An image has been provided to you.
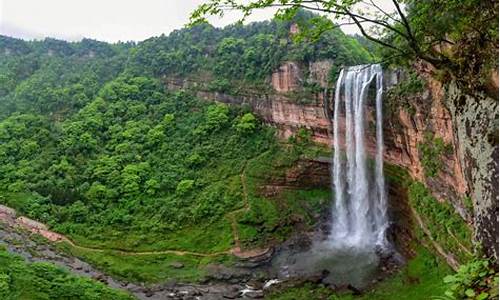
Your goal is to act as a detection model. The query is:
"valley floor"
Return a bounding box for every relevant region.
[0,202,454,300]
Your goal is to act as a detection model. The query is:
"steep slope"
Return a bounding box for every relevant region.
[0,7,497,300]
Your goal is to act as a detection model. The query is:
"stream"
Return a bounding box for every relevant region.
[0,63,404,299]
[0,221,270,300]
[0,217,403,300]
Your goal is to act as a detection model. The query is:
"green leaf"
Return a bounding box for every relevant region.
[465,289,475,297]
[476,292,489,300]
[444,290,454,297]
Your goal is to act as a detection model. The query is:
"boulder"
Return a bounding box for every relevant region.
[169,261,184,269]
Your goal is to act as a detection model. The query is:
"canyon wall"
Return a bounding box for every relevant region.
[384,65,498,260]
[383,70,471,218]
[445,80,499,260]
[164,60,334,146]
[164,60,498,260]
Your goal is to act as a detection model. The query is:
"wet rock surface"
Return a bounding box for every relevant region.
[0,217,406,299]
[445,80,499,260]
[0,221,273,299]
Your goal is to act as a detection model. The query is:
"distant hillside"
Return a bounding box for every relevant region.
[0,10,370,120]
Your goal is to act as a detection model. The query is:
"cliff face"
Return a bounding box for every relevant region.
[445,80,499,259]
[164,60,498,260]
[271,61,302,92]
[383,71,470,219]
[164,60,334,145]
[384,66,498,260]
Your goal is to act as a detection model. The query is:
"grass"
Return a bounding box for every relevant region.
[237,141,332,248]
[382,163,473,263]
[266,283,333,300]
[408,182,474,263]
[56,242,234,284]
[0,192,39,214]
[280,189,331,223]
[267,245,452,300]
[384,162,411,186]
[0,246,134,300]
[64,218,234,254]
[418,133,452,178]
[350,245,452,299]
[236,188,330,248]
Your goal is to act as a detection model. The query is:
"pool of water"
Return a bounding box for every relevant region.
[271,239,382,288]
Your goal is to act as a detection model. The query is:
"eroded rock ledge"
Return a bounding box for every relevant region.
[164,61,498,261]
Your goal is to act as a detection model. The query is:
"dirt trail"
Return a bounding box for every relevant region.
[227,163,250,250]
[226,163,270,258]
[0,161,269,259]
[61,238,232,257]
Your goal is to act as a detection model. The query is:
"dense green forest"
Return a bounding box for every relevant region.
[1,2,497,298]
[127,10,370,82]
[0,10,370,118]
[0,12,367,254]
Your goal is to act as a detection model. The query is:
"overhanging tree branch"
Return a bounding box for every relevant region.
[391,0,418,53]
[295,4,407,53]
[363,0,402,25]
[190,0,450,67]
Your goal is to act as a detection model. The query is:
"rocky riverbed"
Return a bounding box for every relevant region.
[0,206,403,300]
[0,215,272,299]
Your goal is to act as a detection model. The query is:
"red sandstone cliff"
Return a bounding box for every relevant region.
[164,60,334,146]
[271,61,301,92]
[163,64,467,207]
[163,60,498,259]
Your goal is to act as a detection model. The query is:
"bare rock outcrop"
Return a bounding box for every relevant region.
[271,61,301,93]
[163,61,498,260]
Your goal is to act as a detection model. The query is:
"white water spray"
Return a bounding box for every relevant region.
[330,64,388,249]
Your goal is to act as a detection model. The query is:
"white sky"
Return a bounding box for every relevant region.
[0,0,394,43]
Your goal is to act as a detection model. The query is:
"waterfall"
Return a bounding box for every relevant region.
[330,64,388,249]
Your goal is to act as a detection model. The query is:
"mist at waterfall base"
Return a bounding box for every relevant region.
[271,64,391,289]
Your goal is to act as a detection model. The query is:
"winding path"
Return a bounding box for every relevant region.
[0,159,269,259]
[227,162,250,250]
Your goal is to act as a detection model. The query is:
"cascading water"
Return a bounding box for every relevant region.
[271,64,391,288]
[330,64,388,249]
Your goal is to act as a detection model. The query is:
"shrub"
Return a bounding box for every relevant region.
[205,104,229,131]
[235,113,257,134]
[206,78,232,93]
[145,179,160,195]
[0,273,10,297]
[186,153,205,166]
[385,71,425,116]
[418,132,452,178]
[408,181,473,263]
[176,179,194,195]
[441,259,498,300]
[163,113,175,125]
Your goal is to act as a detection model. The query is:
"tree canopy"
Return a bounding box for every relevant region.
[191,0,498,91]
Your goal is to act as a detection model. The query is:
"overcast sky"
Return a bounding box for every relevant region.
[0,0,394,43]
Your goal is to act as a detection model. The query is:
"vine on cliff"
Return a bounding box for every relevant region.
[418,132,453,178]
[408,181,473,263]
[385,71,425,117]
